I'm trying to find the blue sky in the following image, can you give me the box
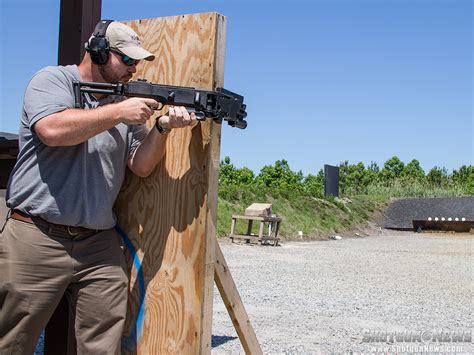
[0,0,472,175]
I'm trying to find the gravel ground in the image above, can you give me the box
[211,232,474,354]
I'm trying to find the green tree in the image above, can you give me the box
[365,161,379,186]
[426,166,448,187]
[219,156,255,186]
[303,169,324,197]
[368,161,380,173]
[338,161,351,194]
[402,159,425,180]
[339,161,368,194]
[452,165,474,194]
[468,171,474,195]
[452,165,472,184]
[380,156,405,182]
[256,159,304,191]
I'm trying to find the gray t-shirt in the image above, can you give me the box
[6,65,148,229]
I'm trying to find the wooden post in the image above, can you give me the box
[247,220,253,236]
[58,0,101,65]
[258,221,265,240]
[114,13,226,354]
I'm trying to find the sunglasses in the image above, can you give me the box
[112,50,138,66]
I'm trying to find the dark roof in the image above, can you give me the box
[0,132,19,148]
[0,132,19,158]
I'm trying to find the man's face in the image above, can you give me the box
[98,50,139,83]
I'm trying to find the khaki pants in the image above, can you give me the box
[0,218,128,355]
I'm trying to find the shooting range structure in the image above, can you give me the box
[412,219,473,233]
[114,14,261,354]
[384,197,474,232]
[44,11,261,355]
[324,164,339,197]
[229,203,282,245]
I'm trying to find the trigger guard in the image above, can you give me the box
[195,112,206,121]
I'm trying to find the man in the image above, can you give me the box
[0,20,196,354]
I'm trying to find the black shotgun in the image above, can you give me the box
[73,79,248,129]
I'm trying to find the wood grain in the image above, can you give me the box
[114,13,225,354]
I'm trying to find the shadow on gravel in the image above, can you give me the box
[212,335,238,348]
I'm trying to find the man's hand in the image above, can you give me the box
[116,97,159,125]
[158,106,198,129]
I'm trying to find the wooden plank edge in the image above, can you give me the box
[199,12,226,355]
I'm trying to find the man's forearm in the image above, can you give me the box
[34,97,156,147]
[34,104,122,147]
[128,127,168,177]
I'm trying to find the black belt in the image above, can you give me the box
[10,210,99,237]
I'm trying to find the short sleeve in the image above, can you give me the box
[23,68,75,129]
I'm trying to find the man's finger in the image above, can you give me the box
[143,98,159,107]
[179,106,189,119]
[168,107,175,117]
[175,107,184,119]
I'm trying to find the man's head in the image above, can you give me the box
[86,20,155,64]
[85,20,154,82]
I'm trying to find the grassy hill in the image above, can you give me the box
[216,188,388,239]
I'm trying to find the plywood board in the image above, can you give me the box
[114,13,226,354]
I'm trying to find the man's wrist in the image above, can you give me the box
[98,104,123,126]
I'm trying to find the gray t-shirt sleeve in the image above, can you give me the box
[23,68,74,129]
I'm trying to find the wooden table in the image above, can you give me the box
[230,214,282,246]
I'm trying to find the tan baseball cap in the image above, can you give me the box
[106,22,155,61]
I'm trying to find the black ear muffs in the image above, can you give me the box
[85,20,114,65]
